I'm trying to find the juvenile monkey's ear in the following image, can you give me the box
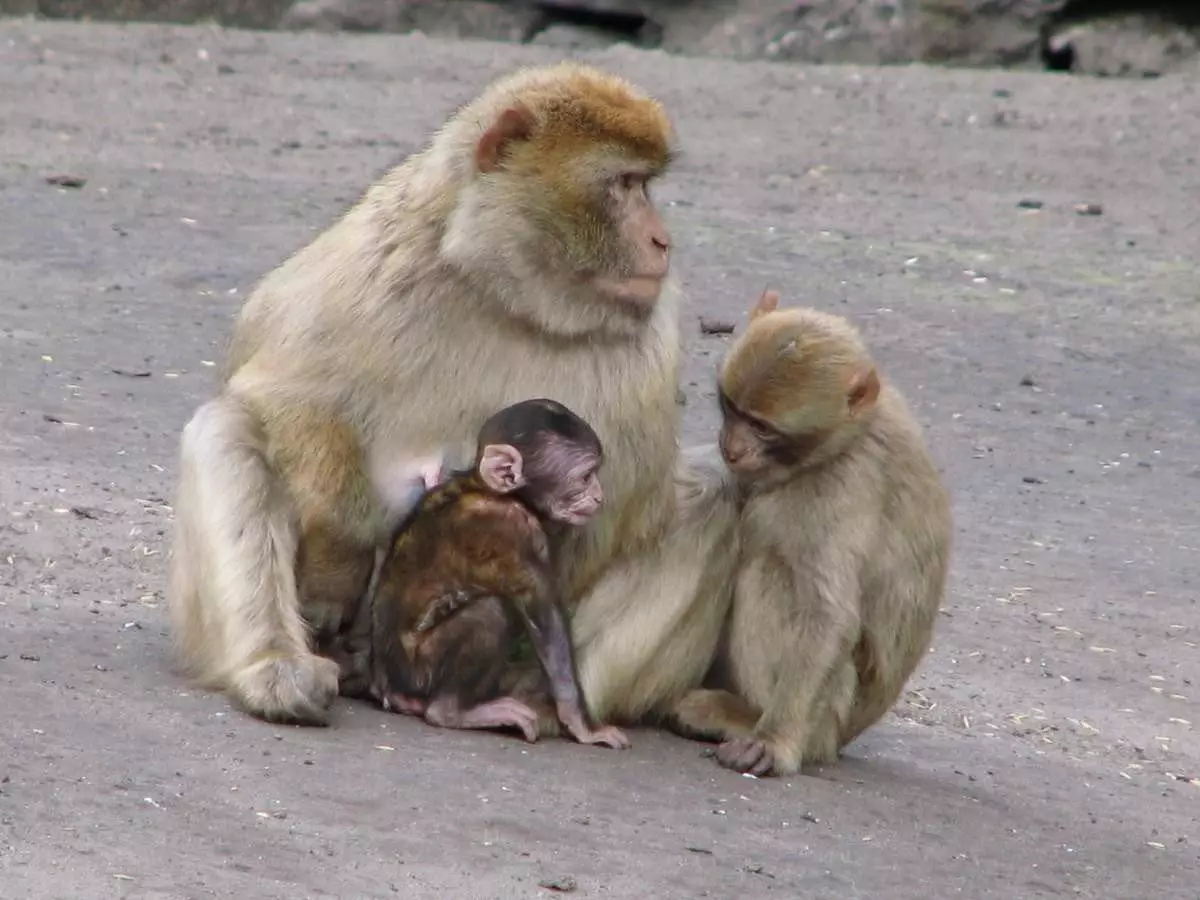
[847,366,881,417]
[750,289,781,321]
[479,444,526,492]
[476,103,536,174]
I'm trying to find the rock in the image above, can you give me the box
[680,0,1072,68]
[1044,13,1200,78]
[29,0,292,28]
[682,0,919,65]
[530,22,624,49]
[281,0,539,40]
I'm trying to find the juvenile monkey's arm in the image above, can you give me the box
[515,568,630,750]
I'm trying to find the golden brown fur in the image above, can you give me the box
[670,291,953,775]
[167,63,739,727]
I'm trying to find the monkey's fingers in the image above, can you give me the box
[593,725,632,750]
[716,737,774,777]
[572,724,631,750]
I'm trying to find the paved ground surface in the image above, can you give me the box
[1,19,1198,900]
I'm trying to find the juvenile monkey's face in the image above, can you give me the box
[541,457,603,526]
[717,411,780,480]
[716,386,828,485]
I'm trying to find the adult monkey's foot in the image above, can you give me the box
[230,652,340,725]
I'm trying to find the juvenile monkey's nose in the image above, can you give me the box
[651,232,670,252]
[719,436,742,464]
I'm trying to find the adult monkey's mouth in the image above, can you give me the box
[592,273,665,311]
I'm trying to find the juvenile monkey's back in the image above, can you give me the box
[381,473,548,620]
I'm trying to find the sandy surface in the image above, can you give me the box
[1,19,1197,900]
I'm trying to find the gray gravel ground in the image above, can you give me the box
[0,19,1197,900]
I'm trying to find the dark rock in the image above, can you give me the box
[1044,12,1200,78]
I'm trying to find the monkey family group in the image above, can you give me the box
[164,62,950,779]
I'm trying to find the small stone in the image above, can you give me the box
[1019,375,1036,387]
[538,876,578,893]
[19,653,40,662]
[46,173,86,188]
[1075,203,1103,216]
[1017,199,1043,210]
[700,318,736,335]
[1022,476,1045,485]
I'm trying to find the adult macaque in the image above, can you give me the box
[365,398,627,749]
[671,291,953,776]
[167,63,741,727]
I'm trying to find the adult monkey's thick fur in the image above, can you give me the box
[168,63,741,727]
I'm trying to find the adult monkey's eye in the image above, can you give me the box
[619,172,641,192]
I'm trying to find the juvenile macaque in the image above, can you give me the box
[168,63,739,730]
[671,290,953,776]
[366,398,628,749]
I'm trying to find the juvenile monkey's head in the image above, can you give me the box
[475,398,604,526]
[716,291,881,483]
[436,64,677,338]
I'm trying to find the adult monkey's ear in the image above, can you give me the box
[478,444,526,492]
[476,102,537,174]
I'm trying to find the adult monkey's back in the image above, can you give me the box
[168,63,741,727]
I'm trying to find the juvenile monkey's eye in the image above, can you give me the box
[618,172,641,192]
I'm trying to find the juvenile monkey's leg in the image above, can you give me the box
[571,444,742,724]
[423,695,541,743]
[514,584,631,750]
[719,574,861,777]
[169,397,339,725]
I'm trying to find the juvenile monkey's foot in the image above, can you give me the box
[716,738,777,777]
[231,652,340,726]
[381,693,428,716]
[424,696,541,743]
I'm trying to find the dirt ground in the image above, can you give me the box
[0,19,1197,900]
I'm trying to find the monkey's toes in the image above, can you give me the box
[717,738,774,776]
[494,698,540,742]
[590,726,631,750]
[385,693,428,716]
[233,653,341,726]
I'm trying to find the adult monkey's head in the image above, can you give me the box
[434,63,677,339]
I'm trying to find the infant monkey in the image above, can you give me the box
[367,398,630,750]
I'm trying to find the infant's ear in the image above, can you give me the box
[478,444,525,493]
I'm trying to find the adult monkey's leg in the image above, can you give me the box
[169,396,339,725]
